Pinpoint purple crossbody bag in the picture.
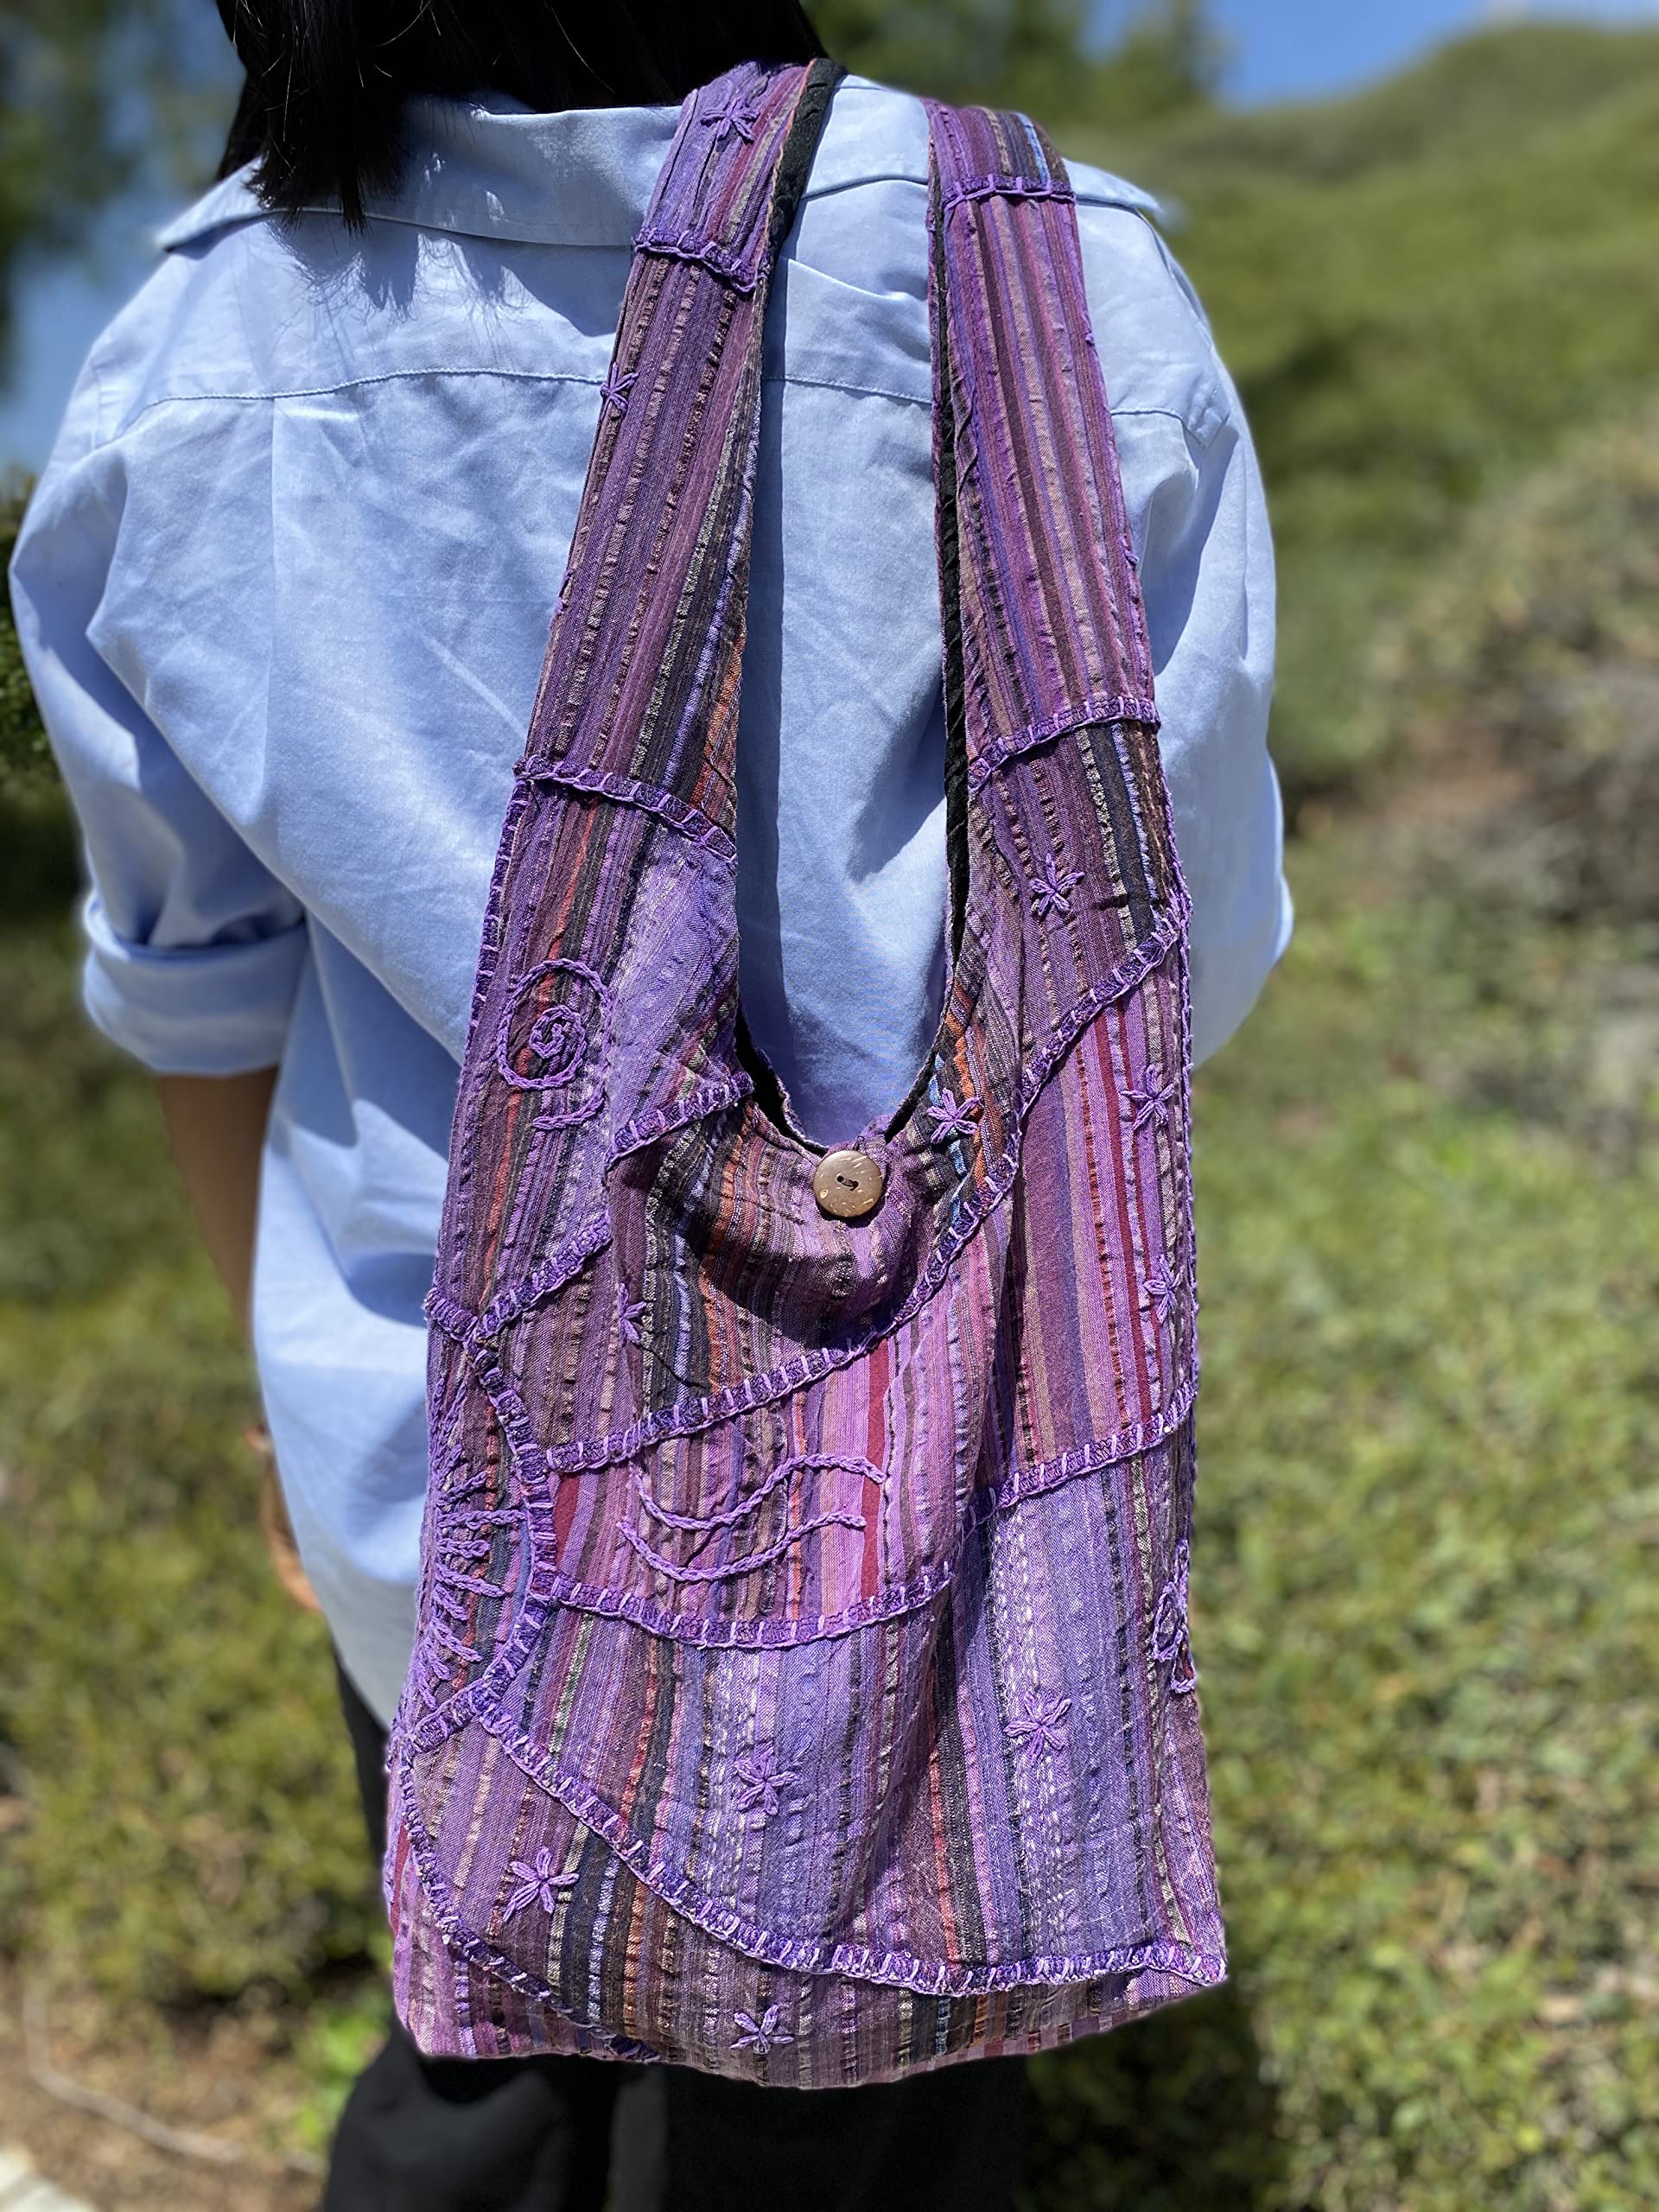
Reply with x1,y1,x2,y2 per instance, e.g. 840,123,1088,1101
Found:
386,54,1224,2087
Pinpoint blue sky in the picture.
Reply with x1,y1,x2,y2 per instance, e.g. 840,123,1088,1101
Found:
3,0,1656,467
1201,0,1656,98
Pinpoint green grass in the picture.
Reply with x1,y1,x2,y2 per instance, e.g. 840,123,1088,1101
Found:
3,823,1652,2202
0,923,378,2010
1024,827,1659,2207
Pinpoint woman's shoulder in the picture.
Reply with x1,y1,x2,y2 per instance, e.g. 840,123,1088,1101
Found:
51,169,333,463
58,78,1230,475
813,78,1228,442
810,74,1162,218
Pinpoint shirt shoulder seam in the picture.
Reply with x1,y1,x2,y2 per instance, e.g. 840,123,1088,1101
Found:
107,361,1223,440
108,363,605,437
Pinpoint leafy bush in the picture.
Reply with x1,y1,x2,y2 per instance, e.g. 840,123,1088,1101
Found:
1103,22,1659,191
2,474,50,787
2,475,82,928
811,0,1220,124
0,924,378,2006
1367,402,1659,926
1064,27,1659,806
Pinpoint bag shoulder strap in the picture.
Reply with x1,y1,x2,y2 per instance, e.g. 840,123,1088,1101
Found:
637,58,842,293
516,57,842,832
923,99,1160,786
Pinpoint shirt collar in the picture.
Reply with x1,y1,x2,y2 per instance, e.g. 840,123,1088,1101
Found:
156,76,1160,254
158,88,679,252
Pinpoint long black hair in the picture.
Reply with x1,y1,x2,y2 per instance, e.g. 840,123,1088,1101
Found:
214,0,828,227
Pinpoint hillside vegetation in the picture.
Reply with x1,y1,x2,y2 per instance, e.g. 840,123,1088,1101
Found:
3,22,1656,2209
1067,23,1659,798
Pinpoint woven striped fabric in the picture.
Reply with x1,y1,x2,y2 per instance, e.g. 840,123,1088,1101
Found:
387,55,1226,2087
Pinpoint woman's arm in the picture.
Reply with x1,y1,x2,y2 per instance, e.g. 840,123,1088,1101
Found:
157,1066,323,1612
156,1068,278,1334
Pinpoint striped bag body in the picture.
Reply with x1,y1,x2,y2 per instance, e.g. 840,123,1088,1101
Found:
388,54,1226,2087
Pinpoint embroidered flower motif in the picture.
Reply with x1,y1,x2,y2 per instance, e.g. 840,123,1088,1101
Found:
1028,855,1083,919
1007,1690,1072,1761
599,365,637,417
618,1286,646,1345
702,86,761,144
1152,1538,1198,1694
1145,1257,1181,1326
732,2005,792,2056
734,1749,799,1821
925,1093,982,1145
504,1848,579,1918
1124,1062,1178,1135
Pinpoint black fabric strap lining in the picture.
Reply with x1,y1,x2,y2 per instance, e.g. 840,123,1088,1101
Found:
768,59,848,258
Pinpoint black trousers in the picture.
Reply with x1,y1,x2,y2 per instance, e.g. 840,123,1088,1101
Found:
326,1657,1029,2212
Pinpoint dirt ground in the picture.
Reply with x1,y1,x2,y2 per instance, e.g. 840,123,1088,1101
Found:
0,1968,320,2212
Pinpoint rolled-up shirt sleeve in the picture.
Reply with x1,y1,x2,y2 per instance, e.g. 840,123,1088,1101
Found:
1084,203,1294,1066
10,370,306,1077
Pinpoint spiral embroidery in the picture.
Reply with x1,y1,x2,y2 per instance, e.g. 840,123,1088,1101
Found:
493,957,611,1130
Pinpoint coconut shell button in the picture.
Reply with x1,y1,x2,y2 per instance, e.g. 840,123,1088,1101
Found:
811,1148,885,1222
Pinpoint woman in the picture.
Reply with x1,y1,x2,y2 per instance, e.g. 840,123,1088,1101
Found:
10,3,1291,2204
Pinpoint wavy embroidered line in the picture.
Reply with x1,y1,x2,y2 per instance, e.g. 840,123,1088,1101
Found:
450,1712,1230,2002
534,908,1190,1478
620,1506,867,1586
628,1451,885,1534
394,1380,1201,1707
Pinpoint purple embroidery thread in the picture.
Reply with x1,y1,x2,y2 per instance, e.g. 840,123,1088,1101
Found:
1152,1539,1198,1694
504,1851,580,1918
1146,1258,1180,1325
926,1094,982,1144
702,85,762,144
732,2005,791,2055
617,1287,646,1345
734,1751,799,1821
493,958,610,1132
598,365,639,416
1125,1062,1178,1134
1029,855,1083,918
1007,1692,1073,1761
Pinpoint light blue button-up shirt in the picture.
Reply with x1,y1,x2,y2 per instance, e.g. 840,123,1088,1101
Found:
11,75,1291,1726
